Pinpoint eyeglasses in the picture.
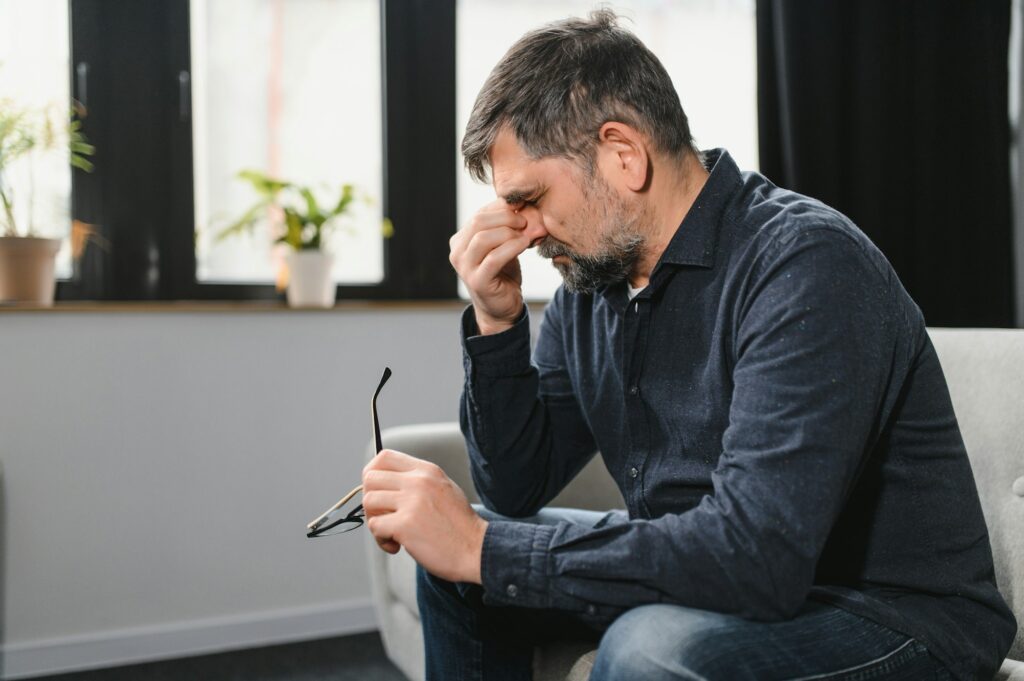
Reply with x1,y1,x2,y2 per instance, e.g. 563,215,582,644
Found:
306,367,391,538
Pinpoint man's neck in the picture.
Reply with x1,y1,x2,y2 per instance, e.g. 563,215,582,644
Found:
629,151,710,289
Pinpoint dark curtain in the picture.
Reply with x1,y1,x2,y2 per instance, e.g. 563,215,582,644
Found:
757,0,1015,327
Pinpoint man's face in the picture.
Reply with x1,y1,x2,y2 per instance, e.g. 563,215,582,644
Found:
490,128,645,294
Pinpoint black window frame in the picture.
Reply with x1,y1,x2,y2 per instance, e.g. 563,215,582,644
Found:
61,0,457,302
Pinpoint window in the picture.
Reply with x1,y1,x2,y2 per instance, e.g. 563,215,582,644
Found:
191,0,385,287
58,0,456,302
0,0,73,278
456,0,758,301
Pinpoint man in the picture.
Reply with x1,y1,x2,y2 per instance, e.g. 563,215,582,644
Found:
362,10,1016,680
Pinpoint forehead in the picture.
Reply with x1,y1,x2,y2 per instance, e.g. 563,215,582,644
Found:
489,128,577,199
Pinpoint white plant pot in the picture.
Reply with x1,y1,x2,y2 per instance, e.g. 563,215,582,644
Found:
0,236,62,306
284,250,336,308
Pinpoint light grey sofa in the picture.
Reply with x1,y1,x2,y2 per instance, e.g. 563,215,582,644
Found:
366,328,1024,680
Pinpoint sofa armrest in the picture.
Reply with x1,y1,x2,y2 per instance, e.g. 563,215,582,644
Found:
365,422,622,681
364,423,470,681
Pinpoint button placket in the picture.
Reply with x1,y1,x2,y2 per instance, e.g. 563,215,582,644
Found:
630,297,654,515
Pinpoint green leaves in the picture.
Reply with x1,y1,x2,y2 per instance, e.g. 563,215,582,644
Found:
69,116,95,173
237,169,291,198
216,170,392,252
332,183,355,217
0,108,35,175
0,99,96,236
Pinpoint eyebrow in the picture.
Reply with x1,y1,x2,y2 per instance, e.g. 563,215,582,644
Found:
502,186,541,205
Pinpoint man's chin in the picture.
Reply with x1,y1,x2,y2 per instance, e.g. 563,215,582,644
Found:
552,264,602,295
551,260,571,280
545,252,633,295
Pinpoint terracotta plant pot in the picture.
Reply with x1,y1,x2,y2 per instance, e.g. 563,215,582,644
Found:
0,236,62,306
284,250,336,308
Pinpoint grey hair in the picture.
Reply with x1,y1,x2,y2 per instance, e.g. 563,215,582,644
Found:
462,9,698,183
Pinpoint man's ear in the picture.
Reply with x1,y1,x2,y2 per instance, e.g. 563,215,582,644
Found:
596,121,650,192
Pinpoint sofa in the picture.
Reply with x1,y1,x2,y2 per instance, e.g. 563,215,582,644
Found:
365,328,1024,680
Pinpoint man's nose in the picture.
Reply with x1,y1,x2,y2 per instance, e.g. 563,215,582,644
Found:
522,218,548,248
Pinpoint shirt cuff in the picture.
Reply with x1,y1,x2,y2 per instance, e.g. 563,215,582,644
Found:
479,519,556,609
460,305,533,377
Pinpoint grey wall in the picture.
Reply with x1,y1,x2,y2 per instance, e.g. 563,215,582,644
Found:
0,306,475,677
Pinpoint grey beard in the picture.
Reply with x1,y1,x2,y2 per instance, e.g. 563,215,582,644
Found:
537,231,644,295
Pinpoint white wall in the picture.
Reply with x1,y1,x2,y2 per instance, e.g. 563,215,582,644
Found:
0,306,472,678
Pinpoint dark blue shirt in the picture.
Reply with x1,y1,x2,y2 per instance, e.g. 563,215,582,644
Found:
459,149,1016,680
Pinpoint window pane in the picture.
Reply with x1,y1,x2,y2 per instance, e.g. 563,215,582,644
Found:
456,0,757,301
192,0,384,285
0,0,73,279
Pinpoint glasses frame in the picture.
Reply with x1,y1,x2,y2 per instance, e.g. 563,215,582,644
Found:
306,367,391,538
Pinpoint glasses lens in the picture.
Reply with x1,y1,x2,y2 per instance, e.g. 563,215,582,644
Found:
308,503,364,538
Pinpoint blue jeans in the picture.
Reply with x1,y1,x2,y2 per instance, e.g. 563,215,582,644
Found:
416,507,953,681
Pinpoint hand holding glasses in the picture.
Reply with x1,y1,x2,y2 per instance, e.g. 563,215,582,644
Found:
306,367,391,538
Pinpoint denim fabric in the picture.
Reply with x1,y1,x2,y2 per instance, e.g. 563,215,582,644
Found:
418,507,952,681
590,602,952,681
459,150,1016,680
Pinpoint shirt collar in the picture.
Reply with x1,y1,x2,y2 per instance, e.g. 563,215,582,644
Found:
655,148,741,270
598,148,742,311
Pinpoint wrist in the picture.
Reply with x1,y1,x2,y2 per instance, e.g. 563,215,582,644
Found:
465,517,488,585
474,304,523,336
476,318,514,336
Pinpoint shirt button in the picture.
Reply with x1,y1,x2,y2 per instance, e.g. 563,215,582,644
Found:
586,604,597,615
506,584,519,598
629,466,639,479
629,385,639,395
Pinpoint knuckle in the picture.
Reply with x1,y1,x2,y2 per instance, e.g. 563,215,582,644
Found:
419,469,441,488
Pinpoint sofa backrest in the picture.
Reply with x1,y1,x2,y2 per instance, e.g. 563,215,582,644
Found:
929,328,1024,660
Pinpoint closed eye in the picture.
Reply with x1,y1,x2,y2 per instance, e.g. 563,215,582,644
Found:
503,187,544,208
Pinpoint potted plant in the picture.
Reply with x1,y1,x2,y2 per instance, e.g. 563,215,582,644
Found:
216,170,392,308
0,100,94,306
